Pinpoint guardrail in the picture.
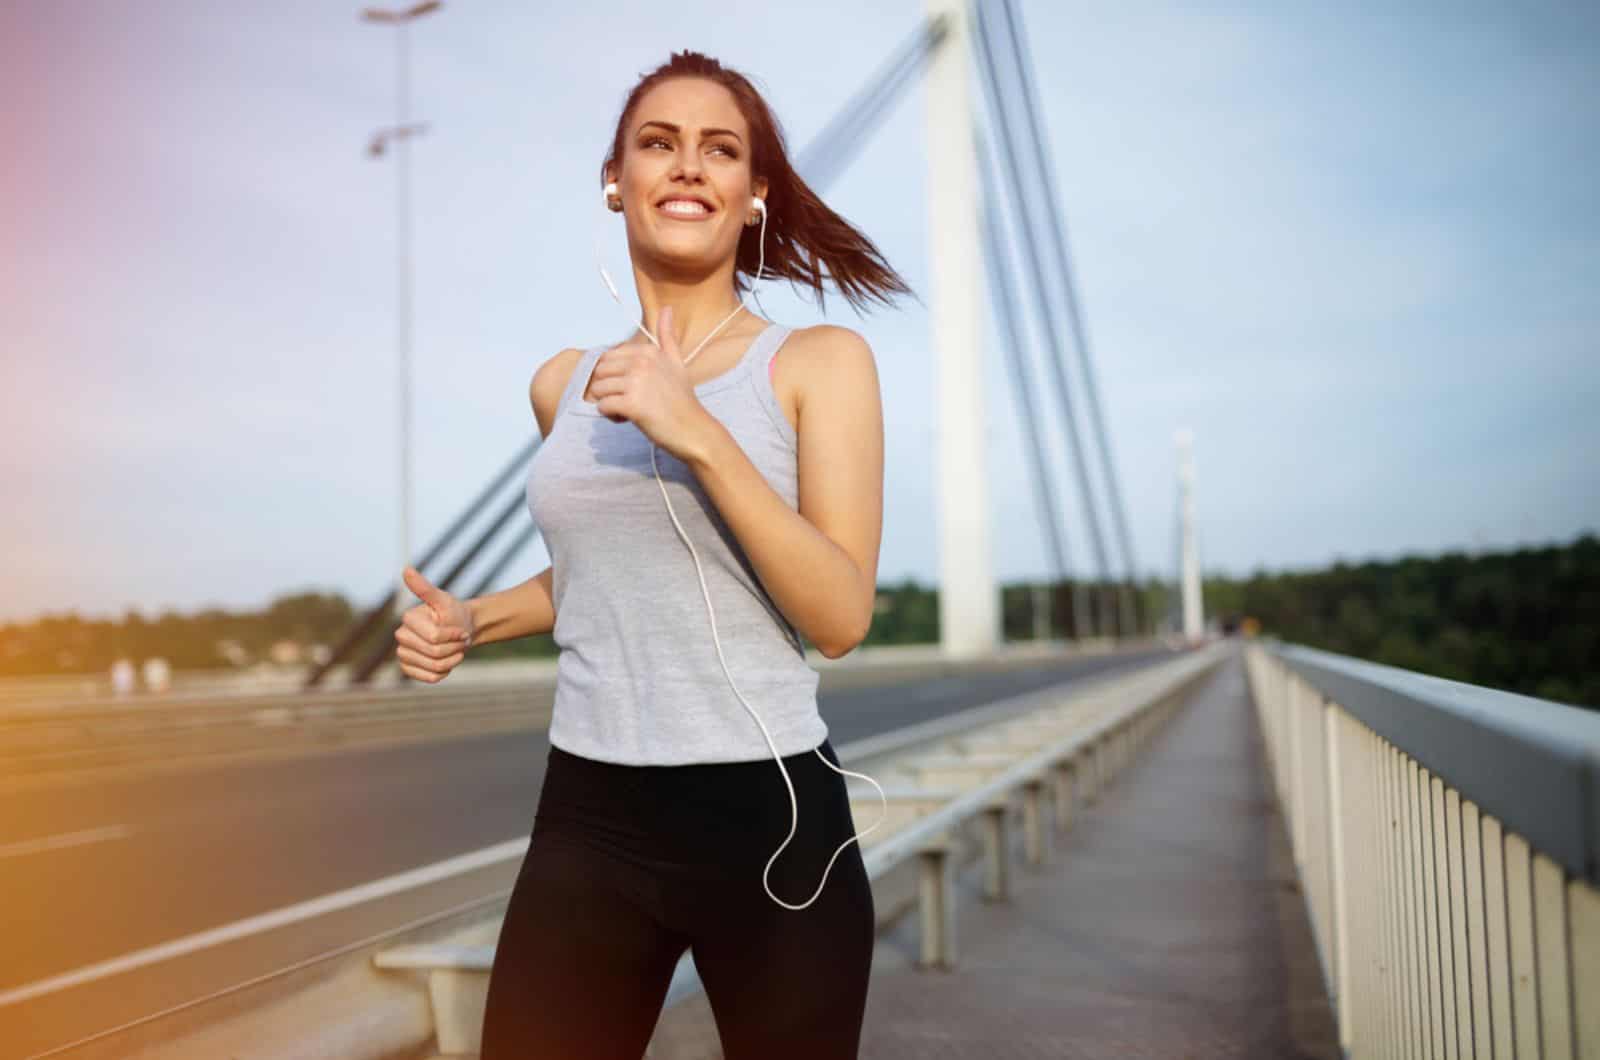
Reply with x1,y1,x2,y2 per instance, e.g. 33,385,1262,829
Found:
365,645,1225,1057
1245,641,1600,1059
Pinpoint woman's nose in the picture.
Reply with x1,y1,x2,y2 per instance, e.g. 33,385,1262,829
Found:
673,148,704,180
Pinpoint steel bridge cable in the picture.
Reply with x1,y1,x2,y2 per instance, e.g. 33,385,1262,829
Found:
350,482,543,683
975,123,1088,638
468,522,540,600
305,436,539,688
970,0,1113,636
992,0,1140,631
796,15,951,189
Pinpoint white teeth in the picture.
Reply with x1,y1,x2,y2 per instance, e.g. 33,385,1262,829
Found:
660,200,709,215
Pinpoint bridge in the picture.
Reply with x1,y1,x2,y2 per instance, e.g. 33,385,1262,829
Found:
2,1,1596,1058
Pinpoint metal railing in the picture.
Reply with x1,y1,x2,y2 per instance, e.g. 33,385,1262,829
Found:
1245,640,1600,1059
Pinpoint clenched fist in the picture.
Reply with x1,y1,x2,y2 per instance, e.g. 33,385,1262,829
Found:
394,566,476,684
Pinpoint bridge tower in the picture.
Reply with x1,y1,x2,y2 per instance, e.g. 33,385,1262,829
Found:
926,0,999,658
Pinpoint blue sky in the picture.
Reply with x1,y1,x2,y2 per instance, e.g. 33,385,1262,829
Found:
2,1,1596,623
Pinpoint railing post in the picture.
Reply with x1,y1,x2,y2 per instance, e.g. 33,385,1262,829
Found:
1461,797,1491,1058
1504,831,1541,1057
1380,737,1405,1055
428,969,488,1057
1531,852,1575,1059
918,840,957,970
1323,692,1349,1046
1022,778,1049,866
1052,759,1076,833
1289,671,1306,876
1481,812,1514,1059
1084,740,1102,804
1076,747,1097,807
1570,878,1600,1055
1399,754,1429,1060
981,800,1010,901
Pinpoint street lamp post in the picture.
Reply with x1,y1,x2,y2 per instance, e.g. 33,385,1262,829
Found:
1175,428,1203,643
362,1,441,643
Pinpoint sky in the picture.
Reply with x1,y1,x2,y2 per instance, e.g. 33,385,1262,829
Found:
2,1,1596,624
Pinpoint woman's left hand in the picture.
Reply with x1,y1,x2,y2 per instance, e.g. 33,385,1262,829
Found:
589,304,716,464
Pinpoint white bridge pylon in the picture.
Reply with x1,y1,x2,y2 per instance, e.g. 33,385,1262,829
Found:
926,0,1000,659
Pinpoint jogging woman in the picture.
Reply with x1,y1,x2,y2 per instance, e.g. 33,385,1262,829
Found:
394,48,913,1059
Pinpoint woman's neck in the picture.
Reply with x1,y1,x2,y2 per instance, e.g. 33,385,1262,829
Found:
630,263,760,353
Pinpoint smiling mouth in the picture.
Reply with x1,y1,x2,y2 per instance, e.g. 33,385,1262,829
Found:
656,200,714,220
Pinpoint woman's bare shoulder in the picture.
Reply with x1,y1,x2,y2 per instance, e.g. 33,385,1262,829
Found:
785,323,874,367
784,323,876,396
529,346,587,438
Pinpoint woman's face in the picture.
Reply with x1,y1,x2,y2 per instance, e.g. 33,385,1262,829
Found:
609,77,768,277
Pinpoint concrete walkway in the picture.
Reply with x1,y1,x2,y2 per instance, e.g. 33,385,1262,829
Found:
646,650,1341,1059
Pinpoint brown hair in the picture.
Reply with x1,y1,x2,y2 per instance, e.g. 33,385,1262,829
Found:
601,50,917,317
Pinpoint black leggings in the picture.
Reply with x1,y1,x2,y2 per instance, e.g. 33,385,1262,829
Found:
479,737,876,1059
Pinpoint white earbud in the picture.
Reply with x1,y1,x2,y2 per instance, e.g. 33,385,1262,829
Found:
588,182,887,911
597,183,624,300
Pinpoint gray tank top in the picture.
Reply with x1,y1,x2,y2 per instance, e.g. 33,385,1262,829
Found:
525,321,828,765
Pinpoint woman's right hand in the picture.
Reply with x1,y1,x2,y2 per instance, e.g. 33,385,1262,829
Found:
395,566,476,684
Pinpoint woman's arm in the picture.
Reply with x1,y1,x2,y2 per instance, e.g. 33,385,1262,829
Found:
467,566,556,645
682,325,884,658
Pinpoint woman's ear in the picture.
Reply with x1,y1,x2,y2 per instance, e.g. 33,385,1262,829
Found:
754,177,769,204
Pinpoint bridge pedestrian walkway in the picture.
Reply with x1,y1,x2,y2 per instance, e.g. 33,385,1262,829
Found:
646,651,1342,1059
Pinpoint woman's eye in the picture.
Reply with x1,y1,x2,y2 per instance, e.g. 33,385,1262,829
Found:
641,136,736,158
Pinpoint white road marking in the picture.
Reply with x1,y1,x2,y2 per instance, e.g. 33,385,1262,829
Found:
0,837,530,1007
0,825,133,860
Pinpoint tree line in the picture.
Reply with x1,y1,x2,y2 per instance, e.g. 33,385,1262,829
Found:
3,534,1592,709
1201,533,1597,710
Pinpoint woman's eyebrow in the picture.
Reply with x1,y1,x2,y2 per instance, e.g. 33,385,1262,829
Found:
635,120,743,144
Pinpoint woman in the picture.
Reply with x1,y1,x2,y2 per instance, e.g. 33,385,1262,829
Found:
393,49,913,1059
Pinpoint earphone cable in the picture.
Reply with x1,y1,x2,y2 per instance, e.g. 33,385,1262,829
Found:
595,193,888,911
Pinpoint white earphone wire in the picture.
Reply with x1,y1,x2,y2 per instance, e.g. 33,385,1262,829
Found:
592,188,888,911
